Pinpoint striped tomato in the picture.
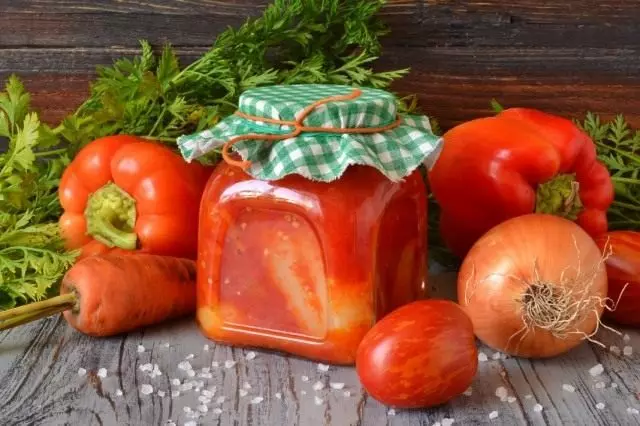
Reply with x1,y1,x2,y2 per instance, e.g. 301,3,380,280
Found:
355,299,478,408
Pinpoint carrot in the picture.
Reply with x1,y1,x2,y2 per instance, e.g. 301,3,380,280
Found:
0,254,196,336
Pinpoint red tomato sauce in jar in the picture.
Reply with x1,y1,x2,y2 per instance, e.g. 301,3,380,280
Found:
196,162,428,364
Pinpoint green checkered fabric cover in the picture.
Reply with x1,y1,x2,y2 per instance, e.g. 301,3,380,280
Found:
177,84,442,182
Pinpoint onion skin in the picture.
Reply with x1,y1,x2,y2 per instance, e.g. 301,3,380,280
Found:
595,231,640,327
355,300,478,409
457,214,607,358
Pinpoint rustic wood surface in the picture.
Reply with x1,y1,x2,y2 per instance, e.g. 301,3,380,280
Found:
1,270,640,426
1,0,640,130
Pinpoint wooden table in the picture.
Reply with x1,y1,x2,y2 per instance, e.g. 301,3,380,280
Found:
2,269,639,426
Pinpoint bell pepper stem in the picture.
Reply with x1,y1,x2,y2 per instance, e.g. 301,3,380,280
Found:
85,182,138,250
535,174,583,220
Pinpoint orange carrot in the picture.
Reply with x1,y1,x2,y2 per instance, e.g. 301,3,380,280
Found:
0,254,196,336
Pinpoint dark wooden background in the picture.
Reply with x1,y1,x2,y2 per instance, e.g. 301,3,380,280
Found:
1,0,639,130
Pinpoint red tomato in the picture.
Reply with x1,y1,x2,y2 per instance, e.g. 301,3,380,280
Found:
595,231,640,327
355,299,478,408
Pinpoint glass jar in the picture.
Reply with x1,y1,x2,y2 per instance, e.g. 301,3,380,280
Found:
196,162,428,364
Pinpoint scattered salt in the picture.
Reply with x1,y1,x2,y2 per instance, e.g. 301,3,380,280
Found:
115,389,123,396
478,352,488,362
140,363,153,372
387,408,396,416
624,346,633,356
184,421,197,426
343,391,351,397
442,419,455,426
202,389,216,397
183,406,192,413
251,396,264,404
150,364,162,379
197,404,209,413
245,351,257,361
624,334,631,342
140,384,154,395
198,372,213,379
243,382,252,390
171,378,181,386
186,354,195,360
198,396,211,404
533,404,543,413
330,382,345,390
157,390,165,397
612,383,619,389
178,361,192,371
463,387,473,396
301,391,307,395
495,386,508,401
611,345,621,356
203,344,210,351
433,423,441,426
212,361,220,368
239,389,248,397
314,396,323,405
162,342,170,348
595,381,606,389
312,381,325,391
216,396,226,404
507,396,517,403
589,364,604,377
275,393,282,399
213,408,223,415
628,407,640,415
492,352,502,360
171,390,180,398
301,375,309,382
596,402,605,410
489,410,499,420
186,370,196,378
224,360,236,369
78,368,87,377
137,345,145,353
165,420,176,426
525,394,533,399
180,382,193,392
562,384,576,393
317,363,330,372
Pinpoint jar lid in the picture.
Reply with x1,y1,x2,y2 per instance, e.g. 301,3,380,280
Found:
177,84,442,182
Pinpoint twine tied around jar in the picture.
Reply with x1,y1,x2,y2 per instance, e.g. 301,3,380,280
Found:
222,88,403,170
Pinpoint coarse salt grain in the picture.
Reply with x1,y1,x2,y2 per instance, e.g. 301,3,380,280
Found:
478,352,488,362
330,382,345,390
628,407,640,415
525,394,533,399
245,351,257,361
251,396,264,404
595,382,606,389
78,368,87,376
562,384,575,393
624,334,631,342
186,354,195,360
489,411,499,420
387,409,396,416
184,421,197,426
115,389,123,396
589,364,604,376
157,390,166,397
343,391,351,397
301,375,309,382
162,342,170,348
198,404,209,413
171,378,181,386
140,384,154,395
243,382,252,390
186,370,196,378
442,419,455,426
596,402,605,410
612,383,618,389
198,396,211,404
216,396,226,404
165,421,176,426
492,352,502,360
202,389,215,397
507,397,517,403
140,363,153,372
225,360,236,369
213,408,223,415
212,361,219,368
495,386,508,401
178,361,192,371
312,381,325,391
317,363,330,372
198,372,213,379
203,344,210,351
180,382,193,392
314,396,323,405
624,346,633,356
611,345,621,355
137,345,145,353
301,391,307,395
275,393,282,399
97,368,108,378
532,403,543,413
183,407,192,413
171,390,180,398
239,389,248,397
463,387,473,396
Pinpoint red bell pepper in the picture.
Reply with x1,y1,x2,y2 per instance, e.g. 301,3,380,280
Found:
595,231,640,327
429,108,614,258
59,135,213,259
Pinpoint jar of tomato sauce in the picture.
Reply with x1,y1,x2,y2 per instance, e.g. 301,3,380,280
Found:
178,84,441,364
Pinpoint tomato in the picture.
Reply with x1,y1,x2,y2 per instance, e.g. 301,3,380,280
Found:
355,299,478,408
595,231,640,327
